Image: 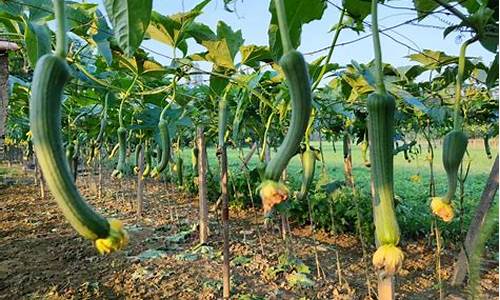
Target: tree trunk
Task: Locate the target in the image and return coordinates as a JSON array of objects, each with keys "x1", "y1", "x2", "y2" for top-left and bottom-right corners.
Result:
[
  {"x1": 136, "y1": 145, "x2": 144, "y2": 218},
  {"x1": 0, "y1": 50, "x2": 10, "y2": 160},
  {"x1": 197, "y1": 127, "x2": 209, "y2": 244},
  {"x1": 451, "y1": 155, "x2": 499, "y2": 285}
]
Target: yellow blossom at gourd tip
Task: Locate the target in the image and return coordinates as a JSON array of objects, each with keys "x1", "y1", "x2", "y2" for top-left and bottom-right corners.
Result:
[
  {"x1": 430, "y1": 197, "x2": 454, "y2": 222},
  {"x1": 95, "y1": 219, "x2": 128, "y2": 255},
  {"x1": 372, "y1": 244, "x2": 404, "y2": 276},
  {"x1": 258, "y1": 180, "x2": 289, "y2": 214}
]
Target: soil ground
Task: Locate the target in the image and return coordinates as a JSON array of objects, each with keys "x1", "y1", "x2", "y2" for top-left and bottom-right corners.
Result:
[{"x1": 0, "y1": 163, "x2": 498, "y2": 299}]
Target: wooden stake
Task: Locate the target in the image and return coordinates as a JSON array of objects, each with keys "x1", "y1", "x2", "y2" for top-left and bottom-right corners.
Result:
[
  {"x1": 219, "y1": 145, "x2": 230, "y2": 299},
  {"x1": 197, "y1": 127, "x2": 209, "y2": 244}
]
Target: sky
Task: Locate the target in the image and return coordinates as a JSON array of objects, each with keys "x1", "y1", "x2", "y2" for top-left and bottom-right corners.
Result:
[{"x1": 91, "y1": 0, "x2": 496, "y2": 73}]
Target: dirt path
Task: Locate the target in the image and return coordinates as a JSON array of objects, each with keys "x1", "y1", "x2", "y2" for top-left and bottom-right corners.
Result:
[{"x1": 0, "y1": 164, "x2": 498, "y2": 299}]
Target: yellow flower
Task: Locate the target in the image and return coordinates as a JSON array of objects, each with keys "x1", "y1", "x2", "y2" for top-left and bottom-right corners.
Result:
[
  {"x1": 410, "y1": 174, "x2": 421, "y2": 183},
  {"x1": 95, "y1": 219, "x2": 128, "y2": 255},
  {"x1": 258, "y1": 180, "x2": 289, "y2": 214},
  {"x1": 372, "y1": 244, "x2": 404, "y2": 276},
  {"x1": 430, "y1": 197, "x2": 454, "y2": 222}
]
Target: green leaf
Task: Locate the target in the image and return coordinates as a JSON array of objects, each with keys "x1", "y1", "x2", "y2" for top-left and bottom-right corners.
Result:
[
  {"x1": 239, "y1": 45, "x2": 272, "y2": 68},
  {"x1": 185, "y1": 22, "x2": 217, "y2": 44},
  {"x1": 397, "y1": 65, "x2": 427, "y2": 81},
  {"x1": 146, "y1": 2, "x2": 212, "y2": 55},
  {"x1": 209, "y1": 66, "x2": 230, "y2": 96},
  {"x1": 25, "y1": 0, "x2": 53, "y2": 22},
  {"x1": 342, "y1": 0, "x2": 371, "y2": 21},
  {"x1": 24, "y1": 21, "x2": 51, "y2": 68},
  {"x1": 216, "y1": 21, "x2": 244, "y2": 60},
  {"x1": 202, "y1": 21, "x2": 244, "y2": 69},
  {"x1": 308, "y1": 55, "x2": 340, "y2": 83},
  {"x1": 66, "y1": 3, "x2": 97, "y2": 34},
  {"x1": 0, "y1": 0, "x2": 24, "y2": 18},
  {"x1": 285, "y1": 271, "x2": 315, "y2": 288},
  {"x1": 406, "y1": 49, "x2": 456, "y2": 70},
  {"x1": 485, "y1": 53, "x2": 498, "y2": 88},
  {"x1": 92, "y1": 9, "x2": 113, "y2": 65},
  {"x1": 412, "y1": 0, "x2": 439, "y2": 19},
  {"x1": 268, "y1": 0, "x2": 326, "y2": 60},
  {"x1": 104, "y1": 0, "x2": 153, "y2": 57}
]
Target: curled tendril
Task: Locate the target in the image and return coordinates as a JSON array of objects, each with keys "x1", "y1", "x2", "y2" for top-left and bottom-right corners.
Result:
[{"x1": 95, "y1": 219, "x2": 128, "y2": 255}]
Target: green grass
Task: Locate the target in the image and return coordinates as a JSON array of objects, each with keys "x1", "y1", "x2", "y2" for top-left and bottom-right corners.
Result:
[{"x1": 178, "y1": 139, "x2": 498, "y2": 243}]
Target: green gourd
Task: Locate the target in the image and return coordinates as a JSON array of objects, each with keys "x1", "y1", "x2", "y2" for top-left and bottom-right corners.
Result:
[
  {"x1": 367, "y1": 92, "x2": 400, "y2": 246},
  {"x1": 112, "y1": 127, "x2": 127, "y2": 178},
  {"x1": 442, "y1": 130, "x2": 468, "y2": 202},
  {"x1": 297, "y1": 149, "x2": 316, "y2": 201},
  {"x1": 29, "y1": 54, "x2": 109, "y2": 240},
  {"x1": 264, "y1": 50, "x2": 312, "y2": 181},
  {"x1": 151, "y1": 120, "x2": 170, "y2": 177}
]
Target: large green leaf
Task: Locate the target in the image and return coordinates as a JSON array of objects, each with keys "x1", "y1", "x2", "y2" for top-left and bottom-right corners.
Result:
[
  {"x1": 268, "y1": 0, "x2": 326, "y2": 60},
  {"x1": 202, "y1": 21, "x2": 244, "y2": 69},
  {"x1": 0, "y1": 0, "x2": 24, "y2": 18},
  {"x1": 66, "y1": 3, "x2": 97, "y2": 34},
  {"x1": 185, "y1": 22, "x2": 217, "y2": 44},
  {"x1": 406, "y1": 49, "x2": 456, "y2": 70},
  {"x1": 146, "y1": 11, "x2": 185, "y2": 53},
  {"x1": 25, "y1": 0, "x2": 53, "y2": 22},
  {"x1": 308, "y1": 55, "x2": 340, "y2": 84},
  {"x1": 209, "y1": 66, "x2": 230, "y2": 96},
  {"x1": 145, "y1": 1, "x2": 212, "y2": 55},
  {"x1": 92, "y1": 9, "x2": 113, "y2": 65},
  {"x1": 239, "y1": 45, "x2": 272, "y2": 68},
  {"x1": 412, "y1": 0, "x2": 439, "y2": 19},
  {"x1": 24, "y1": 21, "x2": 51, "y2": 68},
  {"x1": 485, "y1": 53, "x2": 498, "y2": 88},
  {"x1": 104, "y1": 0, "x2": 153, "y2": 57},
  {"x1": 342, "y1": 0, "x2": 371, "y2": 21}
]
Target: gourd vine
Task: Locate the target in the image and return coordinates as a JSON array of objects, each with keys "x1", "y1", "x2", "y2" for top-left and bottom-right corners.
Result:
[
  {"x1": 258, "y1": 0, "x2": 313, "y2": 215},
  {"x1": 368, "y1": 0, "x2": 404, "y2": 278},
  {"x1": 430, "y1": 36, "x2": 479, "y2": 223}
]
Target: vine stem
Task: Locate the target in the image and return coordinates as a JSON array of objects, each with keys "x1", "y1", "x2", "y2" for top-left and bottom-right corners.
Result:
[
  {"x1": 311, "y1": 8, "x2": 345, "y2": 91},
  {"x1": 54, "y1": 0, "x2": 67, "y2": 58},
  {"x1": 119, "y1": 75, "x2": 138, "y2": 128},
  {"x1": 371, "y1": 0, "x2": 386, "y2": 94},
  {"x1": 259, "y1": 112, "x2": 275, "y2": 161},
  {"x1": 453, "y1": 36, "x2": 478, "y2": 130},
  {"x1": 274, "y1": 0, "x2": 293, "y2": 54},
  {"x1": 304, "y1": 109, "x2": 315, "y2": 148}
]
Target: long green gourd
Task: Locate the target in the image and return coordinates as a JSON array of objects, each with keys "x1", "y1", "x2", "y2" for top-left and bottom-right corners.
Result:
[
  {"x1": 29, "y1": 0, "x2": 127, "y2": 254},
  {"x1": 142, "y1": 141, "x2": 152, "y2": 178},
  {"x1": 151, "y1": 119, "x2": 170, "y2": 177},
  {"x1": 263, "y1": 50, "x2": 312, "y2": 181},
  {"x1": 95, "y1": 93, "x2": 111, "y2": 146},
  {"x1": 431, "y1": 37, "x2": 477, "y2": 223},
  {"x1": 111, "y1": 127, "x2": 127, "y2": 178},
  {"x1": 133, "y1": 143, "x2": 143, "y2": 174},
  {"x1": 177, "y1": 154, "x2": 184, "y2": 186},
  {"x1": 296, "y1": 148, "x2": 317, "y2": 201},
  {"x1": 259, "y1": 0, "x2": 312, "y2": 215},
  {"x1": 368, "y1": 0, "x2": 404, "y2": 277},
  {"x1": 483, "y1": 135, "x2": 492, "y2": 159}
]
